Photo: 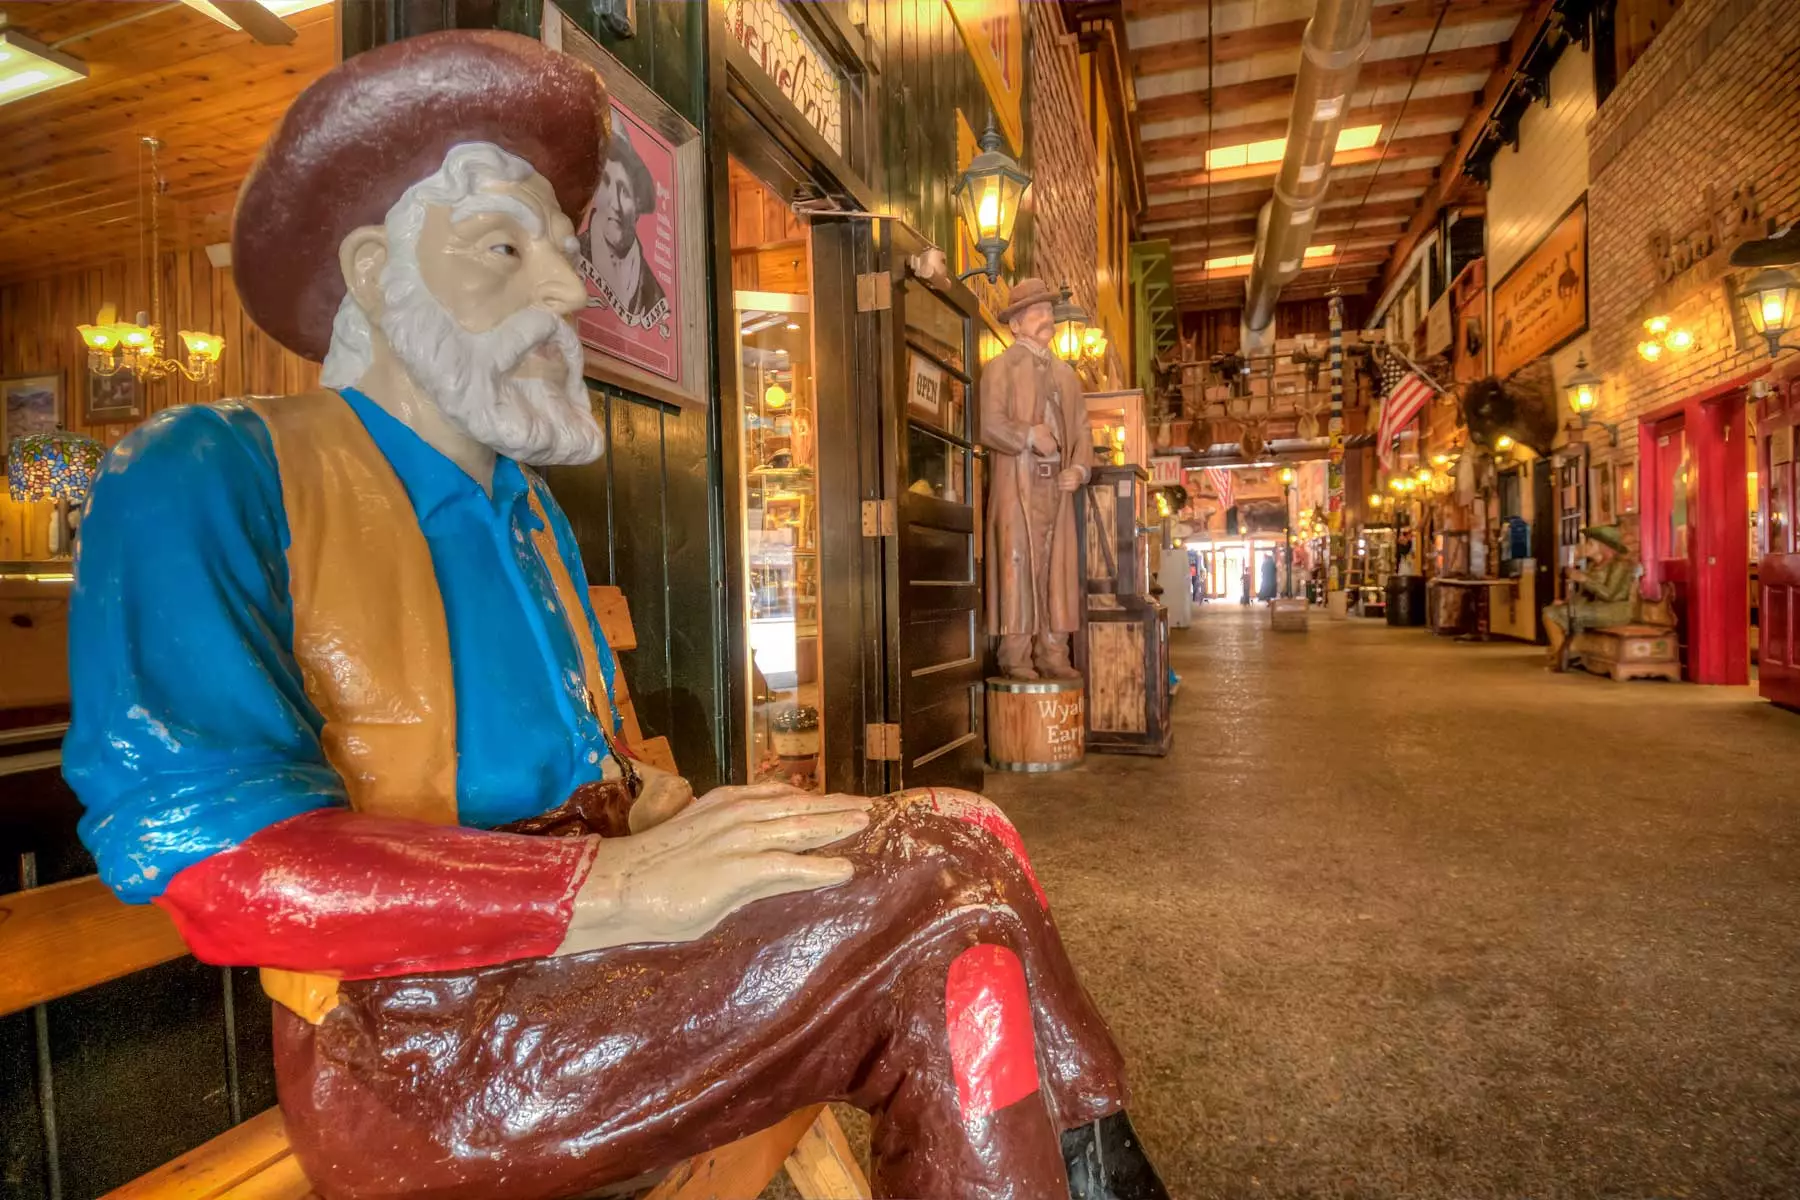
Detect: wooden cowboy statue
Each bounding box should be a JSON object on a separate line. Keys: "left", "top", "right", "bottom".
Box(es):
{"left": 62, "top": 32, "right": 1168, "bottom": 1200}
{"left": 981, "top": 278, "right": 1094, "bottom": 680}
{"left": 1543, "top": 524, "right": 1638, "bottom": 670}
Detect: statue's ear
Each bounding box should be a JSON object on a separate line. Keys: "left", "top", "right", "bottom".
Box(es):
{"left": 339, "top": 226, "right": 388, "bottom": 319}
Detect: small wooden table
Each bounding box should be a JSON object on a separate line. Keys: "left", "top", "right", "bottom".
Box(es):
{"left": 1428, "top": 578, "right": 1511, "bottom": 640}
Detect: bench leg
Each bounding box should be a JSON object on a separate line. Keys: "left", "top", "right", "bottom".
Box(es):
{"left": 784, "top": 1109, "right": 871, "bottom": 1199}
{"left": 642, "top": 1107, "right": 870, "bottom": 1200}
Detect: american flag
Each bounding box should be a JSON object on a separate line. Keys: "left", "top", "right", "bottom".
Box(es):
{"left": 1204, "top": 467, "right": 1235, "bottom": 512}
{"left": 1375, "top": 348, "right": 1436, "bottom": 470}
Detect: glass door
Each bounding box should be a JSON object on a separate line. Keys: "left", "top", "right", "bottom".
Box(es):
{"left": 730, "top": 158, "right": 824, "bottom": 790}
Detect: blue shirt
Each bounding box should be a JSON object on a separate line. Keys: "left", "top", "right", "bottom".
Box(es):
{"left": 64, "top": 388, "right": 622, "bottom": 904}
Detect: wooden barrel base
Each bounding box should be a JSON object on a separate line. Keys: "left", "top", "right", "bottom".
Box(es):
{"left": 985, "top": 677, "right": 1085, "bottom": 772}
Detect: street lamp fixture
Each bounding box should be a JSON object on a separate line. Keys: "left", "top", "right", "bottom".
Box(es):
{"left": 952, "top": 114, "right": 1031, "bottom": 284}
{"left": 1734, "top": 265, "right": 1799, "bottom": 359}
{"left": 1563, "top": 354, "right": 1618, "bottom": 445}
{"left": 1052, "top": 284, "right": 1090, "bottom": 363}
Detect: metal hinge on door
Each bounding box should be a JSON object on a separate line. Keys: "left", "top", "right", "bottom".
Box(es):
{"left": 861, "top": 498, "right": 896, "bottom": 536}
{"left": 866, "top": 723, "right": 902, "bottom": 761}
{"left": 856, "top": 271, "right": 892, "bottom": 312}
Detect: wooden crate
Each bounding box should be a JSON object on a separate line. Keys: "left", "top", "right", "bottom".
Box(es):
{"left": 1083, "top": 605, "right": 1171, "bottom": 756}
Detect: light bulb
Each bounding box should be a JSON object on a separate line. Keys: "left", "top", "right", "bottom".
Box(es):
{"left": 1638, "top": 340, "right": 1664, "bottom": 362}
{"left": 976, "top": 186, "right": 1000, "bottom": 237}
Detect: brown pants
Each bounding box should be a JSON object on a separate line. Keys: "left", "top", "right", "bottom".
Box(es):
{"left": 275, "top": 790, "right": 1127, "bottom": 1200}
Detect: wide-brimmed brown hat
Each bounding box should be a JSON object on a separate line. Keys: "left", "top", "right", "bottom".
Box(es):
{"left": 233, "top": 31, "right": 608, "bottom": 362}
{"left": 998, "top": 277, "right": 1057, "bottom": 324}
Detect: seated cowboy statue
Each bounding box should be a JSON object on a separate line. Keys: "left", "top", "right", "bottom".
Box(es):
{"left": 64, "top": 31, "right": 1169, "bottom": 1200}
{"left": 1543, "top": 524, "right": 1638, "bottom": 670}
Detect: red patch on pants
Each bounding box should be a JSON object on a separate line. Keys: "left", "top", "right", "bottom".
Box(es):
{"left": 917, "top": 788, "right": 1049, "bottom": 910}
{"left": 945, "top": 944, "right": 1040, "bottom": 1121}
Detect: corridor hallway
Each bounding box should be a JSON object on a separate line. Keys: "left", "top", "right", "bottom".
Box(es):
{"left": 986, "top": 606, "right": 1800, "bottom": 1199}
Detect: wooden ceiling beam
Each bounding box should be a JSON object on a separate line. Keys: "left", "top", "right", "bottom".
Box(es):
{"left": 1133, "top": 0, "right": 1524, "bottom": 78}
{"left": 1173, "top": 249, "right": 1389, "bottom": 285}
{"left": 1149, "top": 133, "right": 1454, "bottom": 191}
{"left": 1143, "top": 167, "right": 1438, "bottom": 224}
{"left": 1140, "top": 91, "right": 1480, "bottom": 164}
{"left": 1139, "top": 43, "right": 1504, "bottom": 125}
{"left": 1161, "top": 213, "right": 1413, "bottom": 247}
{"left": 1374, "top": 0, "right": 1557, "bottom": 300}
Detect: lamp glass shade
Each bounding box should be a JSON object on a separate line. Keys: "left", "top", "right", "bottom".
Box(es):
{"left": 1081, "top": 325, "right": 1108, "bottom": 360}
{"left": 1564, "top": 356, "right": 1603, "bottom": 415}
{"left": 952, "top": 118, "right": 1030, "bottom": 267}
{"left": 78, "top": 323, "right": 120, "bottom": 351}
{"left": 1052, "top": 286, "right": 1088, "bottom": 363}
{"left": 1278, "top": 466, "right": 1295, "bottom": 485}
{"left": 179, "top": 329, "right": 225, "bottom": 361}
{"left": 1738, "top": 267, "right": 1797, "bottom": 339}
{"left": 7, "top": 431, "right": 105, "bottom": 502}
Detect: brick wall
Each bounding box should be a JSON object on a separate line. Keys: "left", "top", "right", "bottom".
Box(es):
{"left": 1585, "top": 0, "right": 1800, "bottom": 491}
{"left": 1023, "top": 2, "right": 1101, "bottom": 365}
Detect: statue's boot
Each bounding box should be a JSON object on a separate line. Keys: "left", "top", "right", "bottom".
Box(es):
{"left": 1061, "top": 1112, "right": 1171, "bottom": 1200}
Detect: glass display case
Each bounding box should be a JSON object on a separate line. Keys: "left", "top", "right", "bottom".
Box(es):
{"left": 731, "top": 157, "right": 823, "bottom": 790}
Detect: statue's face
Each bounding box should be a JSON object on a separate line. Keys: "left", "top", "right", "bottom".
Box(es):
{"left": 413, "top": 172, "right": 586, "bottom": 393}
{"left": 1010, "top": 301, "right": 1054, "bottom": 349}
{"left": 329, "top": 147, "right": 604, "bottom": 467}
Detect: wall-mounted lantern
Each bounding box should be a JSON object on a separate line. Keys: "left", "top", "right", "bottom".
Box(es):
{"left": 1735, "top": 266, "right": 1798, "bottom": 360}
{"left": 1052, "top": 284, "right": 1089, "bottom": 363}
{"left": 1563, "top": 354, "right": 1617, "bottom": 446}
{"left": 952, "top": 114, "right": 1031, "bottom": 283}
{"left": 1729, "top": 223, "right": 1800, "bottom": 360}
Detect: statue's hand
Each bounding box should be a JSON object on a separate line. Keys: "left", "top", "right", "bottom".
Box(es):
{"left": 556, "top": 784, "right": 871, "bottom": 956}
{"left": 1028, "top": 423, "right": 1060, "bottom": 456}
{"left": 1057, "top": 466, "right": 1084, "bottom": 493}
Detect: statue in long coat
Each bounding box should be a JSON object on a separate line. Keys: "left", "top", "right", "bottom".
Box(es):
{"left": 980, "top": 279, "right": 1093, "bottom": 680}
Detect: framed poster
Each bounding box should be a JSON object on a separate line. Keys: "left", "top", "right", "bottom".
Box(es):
{"left": 544, "top": 3, "right": 708, "bottom": 410}
{"left": 947, "top": 0, "right": 1023, "bottom": 154}
{"left": 1617, "top": 461, "right": 1638, "bottom": 515}
{"left": 85, "top": 367, "right": 144, "bottom": 424}
{"left": 1590, "top": 460, "right": 1615, "bottom": 524}
{"left": 1491, "top": 196, "right": 1587, "bottom": 379}
{"left": 2, "top": 372, "right": 62, "bottom": 463}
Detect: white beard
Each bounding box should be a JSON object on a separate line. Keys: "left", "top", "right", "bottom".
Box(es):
{"left": 376, "top": 286, "right": 604, "bottom": 467}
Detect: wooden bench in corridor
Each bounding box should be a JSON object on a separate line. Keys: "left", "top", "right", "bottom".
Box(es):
{"left": 0, "top": 587, "right": 871, "bottom": 1200}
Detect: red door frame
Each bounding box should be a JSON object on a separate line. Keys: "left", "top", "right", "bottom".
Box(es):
{"left": 1758, "top": 360, "right": 1800, "bottom": 710}
{"left": 1637, "top": 371, "right": 1759, "bottom": 685}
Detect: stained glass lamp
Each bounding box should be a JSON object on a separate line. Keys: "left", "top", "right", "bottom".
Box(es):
{"left": 8, "top": 431, "right": 105, "bottom": 557}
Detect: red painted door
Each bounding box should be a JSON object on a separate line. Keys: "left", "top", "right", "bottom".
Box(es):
{"left": 1759, "top": 373, "right": 1800, "bottom": 709}
{"left": 1647, "top": 416, "right": 1693, "bottom": 676}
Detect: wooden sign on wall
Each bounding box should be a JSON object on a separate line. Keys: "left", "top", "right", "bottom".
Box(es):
{"left": 1491, "top": 197, "right": 1588, "bottom": 380}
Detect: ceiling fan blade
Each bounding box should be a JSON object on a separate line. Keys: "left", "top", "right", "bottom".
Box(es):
{"left": 205, "top": 0, "right": 298, "bottom": 44}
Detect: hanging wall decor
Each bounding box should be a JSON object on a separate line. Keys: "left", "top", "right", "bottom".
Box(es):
{"left": 543, "top": 2, "right": 708, "bottom": 410}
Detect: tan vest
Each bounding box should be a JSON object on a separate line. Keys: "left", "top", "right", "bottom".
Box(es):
{"left": 243, "top": 391, "right": 612, "bottom": 1023}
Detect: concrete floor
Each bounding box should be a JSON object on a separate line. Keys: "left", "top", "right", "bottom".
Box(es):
{"left": 983, "top": 605, "right": 1800, "bottom": 1200}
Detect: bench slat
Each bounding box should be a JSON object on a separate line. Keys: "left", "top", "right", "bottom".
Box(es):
{"left": 0, "top": 876, "right": 190, "bottom": 1018}
{"left": 102, "top": 1108, "right": 293, "bottom": 1199}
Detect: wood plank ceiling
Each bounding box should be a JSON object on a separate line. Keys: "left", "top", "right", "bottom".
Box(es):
{"left": 1125, "top": 0, "right": 1529, "bottom": 313}
{"left": 0, "top": 1, "right": 334, "bottom": 285}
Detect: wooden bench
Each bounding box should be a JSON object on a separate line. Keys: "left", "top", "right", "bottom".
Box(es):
{"left": 1571, "top": 585, "right": 1681, "bottom": 683}
{"left": 1, "top": 586, "right": 871, "bottom": 1200}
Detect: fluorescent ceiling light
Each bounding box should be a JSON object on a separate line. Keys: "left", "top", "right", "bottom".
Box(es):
{"left": 1203, "top": 124, "right": 1383, "bottom": 172}
{"left": 180, "top": 0, "right": 330, "bottom": 33}
{"left": 1204, "top": 244, "right": 1335, "bottom": 272}
{"left": 0, "top": 31, "right": 87, "bottom": 106}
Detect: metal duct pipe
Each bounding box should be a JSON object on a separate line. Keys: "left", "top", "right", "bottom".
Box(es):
{"left": 1240, "top": 0, "right": 1374, "bottom": 354}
